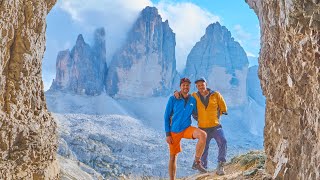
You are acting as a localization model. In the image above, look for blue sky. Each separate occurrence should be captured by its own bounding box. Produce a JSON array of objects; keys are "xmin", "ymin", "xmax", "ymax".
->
[
  {"xmin": 191, "ymin": 0, "xmax": 260, "ymax": 55},
  {"xmin": 43, "ymin": 0, "xmax": 260, "ymax": 90}
]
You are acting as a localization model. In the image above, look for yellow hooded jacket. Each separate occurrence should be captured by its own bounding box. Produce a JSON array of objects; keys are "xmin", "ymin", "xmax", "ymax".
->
[{"xmin": 192, "ymin": 91, "xmax": 227, "ymax": 128}]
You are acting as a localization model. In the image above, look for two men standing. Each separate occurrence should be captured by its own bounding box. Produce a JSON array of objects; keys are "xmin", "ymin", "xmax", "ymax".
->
[
  {"xmin": 164, "ymin": 77, "xmax": 228, "ymax": 179},
  {"xmin": 164, "ymin": 78, "xmax": 207, "ymax": 180}
]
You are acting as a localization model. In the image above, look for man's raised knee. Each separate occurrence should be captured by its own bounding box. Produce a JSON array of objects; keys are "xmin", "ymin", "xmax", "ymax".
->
[
  {"xmin": 170, "ymin": 155, "xmax": 177, "ymax": 162},
  {"xmin": 193, "ymin": 128, "xmax": 207, "ymax": 142},
  {"xmin": 199, "ymin": 130, "xmax": 207, "ymax": 142},
  {"xmin": 195, "ymin": 129, "xmax": 207, "ymax": 142}
]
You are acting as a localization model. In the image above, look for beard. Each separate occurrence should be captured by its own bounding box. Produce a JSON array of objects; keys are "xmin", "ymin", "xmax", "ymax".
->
[
  {"xmin": 198, "ymin": 88, "xmax": 206, "ymax": 93},
  {"xmin": 181, "ymin": 88, "xmax": 189, "ymax": 94}
]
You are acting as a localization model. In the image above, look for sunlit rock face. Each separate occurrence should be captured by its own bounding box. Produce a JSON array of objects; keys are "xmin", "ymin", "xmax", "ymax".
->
[
  {"xmin": 184, "ymin": 22, "xmax": 249, "ymax": 107},
  {"xmin": 106, "ymin": 6, "xmax": 178, "ymax": 98},
  {"xmin": 0, "ymin": 0, "xmax": 59, "ymax": 179},
  {"xmin": 247, "ymin": 0, "xmax": 320, "ymax": 179},
  {"xmin": 50, "ymin": 28, "xmax": 107, "ymax": 96}
]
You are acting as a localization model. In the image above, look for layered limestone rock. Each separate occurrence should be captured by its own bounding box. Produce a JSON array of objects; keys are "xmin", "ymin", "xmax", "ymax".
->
[
  {"xmin": 106, "ymin": 6, "xmax": 178, "ymax": 98},
  {"xmin": 247, "ymin": 0, "xmax": 320, "ymax": 179},
  {"xmin": 0, "ymin": 0, "xmax": 59, "ymax": 179},
  {"xmin": 184, "ymin": 22, "xmax": 249, "ymax": 107},
  {"xmin": 50, "ymin": 28, "xmax": 107, "ymax": 95}
]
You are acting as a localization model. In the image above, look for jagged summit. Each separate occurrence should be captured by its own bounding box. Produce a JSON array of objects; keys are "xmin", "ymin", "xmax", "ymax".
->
[
  {"xmin": 50, "ymin": 28, "xmax": 107, "ymax": 95},
  {"xmin": 184, "ymin": 22, "xmax": 249, "ymax": 106},
  {"xmin": 186, "ymin": 22, "xmax": 248, "ymax": 74},
  {"xmin": 141, "ymin": 6, "xmax": 160, "ymax": 18},
  {"xmin": 106, "ymin": 6, "xmax": 178, "ymax": 98},
  {"xmin": 75, "ymin": 34, "xmax": 85, "ymax": 45}
]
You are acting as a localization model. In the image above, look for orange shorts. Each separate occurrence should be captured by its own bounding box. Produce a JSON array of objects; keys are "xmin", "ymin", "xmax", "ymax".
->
[{"xmin": 168, "ymin": 126, "xmax": 197, "ymax": 155}]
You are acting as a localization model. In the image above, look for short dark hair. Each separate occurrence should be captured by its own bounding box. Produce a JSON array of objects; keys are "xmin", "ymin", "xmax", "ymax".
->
[{"xmin": 180, "ymin": 77, "xmax": 191, "ymax": 85}]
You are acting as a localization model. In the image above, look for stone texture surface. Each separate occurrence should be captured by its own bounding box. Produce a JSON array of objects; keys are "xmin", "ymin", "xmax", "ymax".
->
[
  {"xmin": 247, "ymin": 0, "xmax": 320, "ymax": 179},
  {"xmin": 0, "ymin": 0, "xmax": 59, "ymax": 179}
]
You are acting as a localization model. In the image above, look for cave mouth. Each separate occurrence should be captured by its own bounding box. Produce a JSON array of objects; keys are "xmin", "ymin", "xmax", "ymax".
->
[
  {"xmin": 2, "ymin": 0, "xmax": 317, "ymax": 179},
  {"xmin": 43, "ymin": 2, "xmax": 266, "ymax": 136},
  {"xmin": 41, "ymin": 0, "xmax": 265, "ymax": 179}
]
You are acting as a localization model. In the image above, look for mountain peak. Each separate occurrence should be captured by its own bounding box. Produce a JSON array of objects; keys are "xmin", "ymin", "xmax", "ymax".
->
[
  {"xmin": 141, "ymin": 6, "xmax": 159, "ymax": 15},
  {"xmin": 93, "ymin": 27, "xmax": 106, "ymax": 50},
  {"xmin": 205, "ymin": 22, "xmax": 231, "ymax": 38},
  {"xmin": 51, "ymin": 30, "xmax": 107, "ymax": 95},
  {"xmin": 184, "ymin": 23, "xmax": 249, "ymax": 106},
  {"xmin": 106, "ymin": 6, "xmax": 177, "ymax": 98},
  {"xmin": 206, "ymin": 22, "xmax": 221, "ymax": 31},
  {"xmin": 76, "ymin": 34, "xmax": 85, "ymax": 45},
  {"xmin": 140, "ymin": 6, "xmax": 161, "ymax": 21},
  {"xmin": 208, "ymin": 21, "xmax": 222, "ymax": 28},
  {"xmin": 94, "ymin": 27, "xmax": 105, "ymax": 39}
]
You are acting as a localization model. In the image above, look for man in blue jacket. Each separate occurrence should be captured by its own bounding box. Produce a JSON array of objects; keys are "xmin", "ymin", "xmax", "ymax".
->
[
  {"xmin": 164, "ymin": 77, "xmax": 207, "ymax": 180},
  {"xmin": 174, "ymin": 77, "xmax": 228, "ymax": 175}
]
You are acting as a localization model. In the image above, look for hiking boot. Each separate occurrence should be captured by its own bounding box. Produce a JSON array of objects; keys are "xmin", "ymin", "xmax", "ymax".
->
[
  {"xmin": 192, "ymin": 161, "xmax": 208, "ymax": 173},
  {"xmin": 216, "ymin": 161, "xmax": 225, "ymax": 175}
]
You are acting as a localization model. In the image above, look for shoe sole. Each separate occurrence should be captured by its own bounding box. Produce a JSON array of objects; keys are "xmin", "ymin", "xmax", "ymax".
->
[
  {"xmin": 216, "ymin": 172, "xmax": 225, "ymax": 176},
  {"xmin": 192, "ymin": 167, "xmax": 207, "ymax": 173}
]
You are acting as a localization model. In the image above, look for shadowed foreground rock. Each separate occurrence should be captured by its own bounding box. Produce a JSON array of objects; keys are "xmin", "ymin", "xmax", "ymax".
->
[
  {"xmin": 184, "ymin": 151, "xmax": 269, "ymax": 180},
  {"xmin": 247, "ymin": 0, "xmax": 320, "ymax": 179},
  {"xmin": 0, "ymin": 0, "xmax": 59, "ymax": 179}
]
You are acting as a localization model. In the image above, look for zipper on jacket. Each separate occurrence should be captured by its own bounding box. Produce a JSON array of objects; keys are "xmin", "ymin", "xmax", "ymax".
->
[{"xmin": 182, "ymin": 94, "xmax": 190, "ymax": 108}]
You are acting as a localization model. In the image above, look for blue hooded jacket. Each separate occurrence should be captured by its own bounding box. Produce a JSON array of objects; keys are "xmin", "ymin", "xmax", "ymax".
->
[{"xmin": 164, "ymin": 95, "xmax": 197, "ymax": 136}]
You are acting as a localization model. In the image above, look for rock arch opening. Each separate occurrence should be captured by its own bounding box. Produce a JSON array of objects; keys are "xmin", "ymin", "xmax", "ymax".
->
[{"xmin": 0, "ymin": 0, "xmax": 318, "ymax": 179}]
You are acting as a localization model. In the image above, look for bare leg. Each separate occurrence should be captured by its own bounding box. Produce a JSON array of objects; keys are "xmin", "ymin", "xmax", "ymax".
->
[
  {"xmin": 169, "ymin": 154, "xmax": 178, "ymax": 180},
  {"xmin": 192, "ymin": 128, "xmax": 207, "ymax": 160}
]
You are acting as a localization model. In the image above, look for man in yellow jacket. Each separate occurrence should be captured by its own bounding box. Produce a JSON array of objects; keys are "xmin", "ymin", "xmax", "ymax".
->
[{"xmin": 174, "ymin": 77, "xmax": 228, "ymax": 175}]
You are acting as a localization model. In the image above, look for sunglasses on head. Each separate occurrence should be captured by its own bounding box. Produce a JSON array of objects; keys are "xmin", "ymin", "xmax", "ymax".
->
[{"xmin": 180, "ymin": 78, "xmax": 191, "ymax": 84}]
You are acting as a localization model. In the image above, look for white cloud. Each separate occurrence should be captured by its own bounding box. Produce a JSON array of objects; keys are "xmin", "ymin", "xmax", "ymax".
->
[
  {"xmin": 59, "ymin": 1, "xmax": 82, "ymax": 22},
  {"xmin": 59, "ymin": 0, "xmax": 152, "ymax": 22},
  {"xmin": 43, "ymin": 0, "xmax": 221, "ymax": 91},
  {"xmin": 156, "ymin": 1, "xmax": 220, "ymax": 72},
  {"xmin": 232, "ymin": 24, "xmax": 261, "ymax": 59},
  {"xmin": 57, "ymin": 0, "xmax": 219, "ymax": 72},
  {"xmin": 57, "ymin": 0, "xmax": 153, "ymax": 61},
  {"xmin": 246, "ymin": 52, "xmax": 256, "ymax": 57}
]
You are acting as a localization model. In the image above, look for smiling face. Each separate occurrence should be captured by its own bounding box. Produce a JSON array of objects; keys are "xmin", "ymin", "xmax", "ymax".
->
[
  {"xmin": 180, "ymin": 82, "xmax": 190, "ymax": 95},
  {"xmin": 196, "ymin": 81, "xmax": 207, "ymax": 93}
]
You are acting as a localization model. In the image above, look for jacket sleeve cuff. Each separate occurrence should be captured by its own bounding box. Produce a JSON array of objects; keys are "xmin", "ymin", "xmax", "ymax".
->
[{"xmin": 166, "ymin": 132, "xmax": 171, "ymax": 137}]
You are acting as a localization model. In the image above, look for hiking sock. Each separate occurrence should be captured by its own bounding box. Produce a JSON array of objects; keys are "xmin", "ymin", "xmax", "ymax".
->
[{"xmin": 194, "ymin": 156, "xmax": 201, "ymax": 162}]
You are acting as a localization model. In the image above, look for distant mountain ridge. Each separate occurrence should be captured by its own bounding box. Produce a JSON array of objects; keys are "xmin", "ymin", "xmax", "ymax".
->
[
  {"xmin": 184, "ymin": 22, "xmax": 249, "ymax": 107},
  {"xmin": 50, "ymin": 28, "xmax": 107, "ymax": 95},
  {"xmin": 47, "ymin": 6, "xmax": 266, "ymax": 178},
  {"xmin": 49, "ymin": 6, "xmax": 263, "ymax": 108}
]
